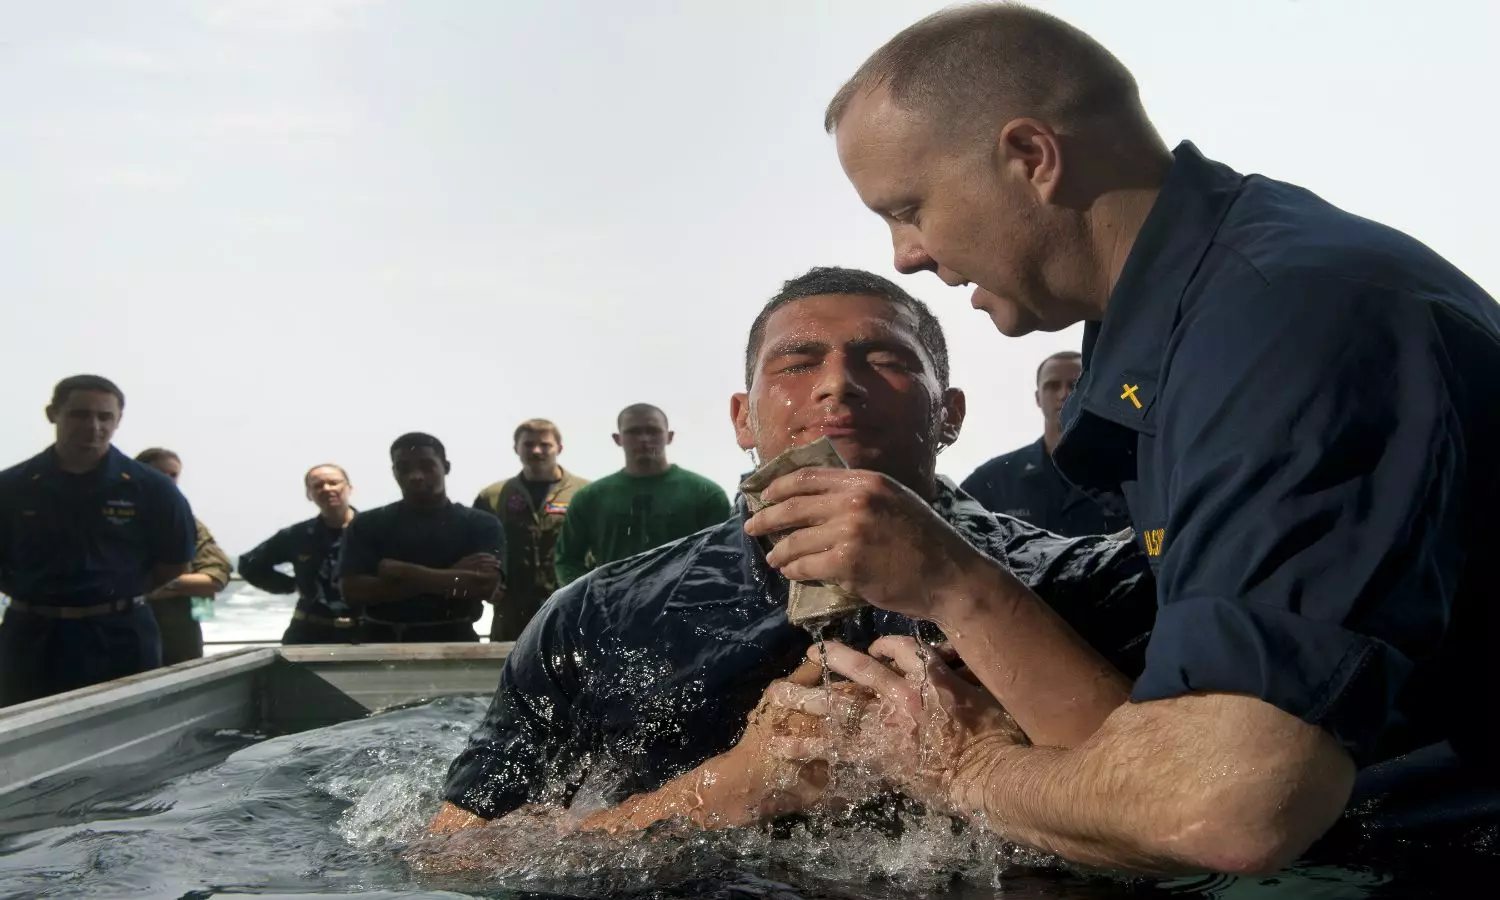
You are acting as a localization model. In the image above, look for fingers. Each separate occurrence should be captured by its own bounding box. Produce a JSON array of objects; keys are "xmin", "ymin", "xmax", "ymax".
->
[
  {"xmin": 743, "ymin": 494, "xmax": 831, "ymax": 539},
  {"xmin": 813, "ymin": 641, "xmax": 912, "ymax": 698},
  {"xmin": 757, "ymin": 467, "xmax": 861, "ymax": 505},
  {"xmin": 783, "ymin": 657, "xmax": 823, "ymax": 688},
  {"xmin": 762, "ymin": 521, "xmax": 844, "ymax": 570}
]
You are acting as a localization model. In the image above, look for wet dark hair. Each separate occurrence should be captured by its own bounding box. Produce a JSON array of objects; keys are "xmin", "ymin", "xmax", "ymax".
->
[
  {"xmin": 1035, "ymin": 350, "xmax": 1082, "ymax": 384},
  {"xmin": 390, "ymin": 432, "xmax": 447, "ymax": 462},
  {"xmin": 50, "ymin": 374, "xmax": 125, "ymax": 410},
  {"xmin": 616, "ymin": 403, "xmax": 668, "ymax": 432},
  {"xmin": 135, "ymin": 447, "xmax": 181, "ymax": 467},
  {"xmin": 744, "ymin": 266, "xmax": 950, "ymax": 389}
]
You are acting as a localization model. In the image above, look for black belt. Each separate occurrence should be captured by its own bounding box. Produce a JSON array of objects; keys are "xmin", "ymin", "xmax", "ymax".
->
[
  {"xmin": 5, "ymin": 595, "xmax": 145, "ymax": 620},
  {"xmin": 360, "ymin": 616, "xmax": 475, "ymax": 629},
  {"xmin": 292, "ymin": 609, "xmax": 357, "ymax": 629}
]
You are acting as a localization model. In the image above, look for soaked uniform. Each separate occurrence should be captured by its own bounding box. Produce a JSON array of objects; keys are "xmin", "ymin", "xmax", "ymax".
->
[
  {"xmin": 337, "ymin": 500, "xmax": 505, "ymax": 642},
  {"xmin": 149, "ymin": 517, "xmax": 233, "ymax": 665},
  {"xmin": 960, "ymin": 437, "xmax": 1130, "ymax": 537},
  {"xmin": 238, "ymin": 513, "xmax": 359, "ymax": 644},
  {"xmin": 1053, "ymin": 142, "xmax": 1500, "ymax": 840},
  {"xmin": 473, "ymin": 469, "xmax": 590, "ymax": 642},
  {"xmin": 554, "ymin": 465, "xmax": 731, "ymax": 585},
  {"xmin": 0, "ymin": 446, "xmax": 195, "ymax": 707},
  {"xmin": 441, "ymin": 478, "xmax": 1156, "ymax": 819}
]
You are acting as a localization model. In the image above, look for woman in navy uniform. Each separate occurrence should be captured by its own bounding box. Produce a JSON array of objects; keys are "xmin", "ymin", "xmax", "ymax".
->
[{"xmin": 238, "ymin": 464, "xmax": 361, "ymax": 645}]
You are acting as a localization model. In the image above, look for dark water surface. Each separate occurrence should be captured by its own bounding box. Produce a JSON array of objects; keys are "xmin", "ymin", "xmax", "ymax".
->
[{"xmin": 0, "ymin": 697, "xmax": 1490, "ymax": 899}]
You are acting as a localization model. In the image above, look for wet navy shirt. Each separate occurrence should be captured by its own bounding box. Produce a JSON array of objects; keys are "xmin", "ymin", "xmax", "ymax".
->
[
  {"xmin": 442, "ymin": 478, "xmax": 1156, "ymax": 819},
  {"xmin": 238, "ymin": 513, "xmax": 355, "ymax": 618},
  {"xmin": 336, "ymin": 499, "xmax": 506, "ymax": 624},
  {"xmin": 1054, "ymin": 141, "xmax": 1500, "ymax": 770},
  {"xmin": 961, "ymin": 437, "xmax": 1131, "ymax": 537},
  {"xmin": 0, "ymin": 446, "xmax": 195, "ymax": 606}
]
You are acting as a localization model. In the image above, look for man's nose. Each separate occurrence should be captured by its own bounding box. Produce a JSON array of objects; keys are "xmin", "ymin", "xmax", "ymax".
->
[
  {"xmin": 814, "ymin": 358, "xmax": 868, "ymax": 404},
  {"xmin": 892, "ymin": 229, "xmax": 935, "ymax": 276}
]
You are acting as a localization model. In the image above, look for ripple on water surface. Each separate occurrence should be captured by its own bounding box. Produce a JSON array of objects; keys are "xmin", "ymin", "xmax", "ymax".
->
[{"xmin": 0, "ymin": 696, "xmax": 1481, "ymax": 899}]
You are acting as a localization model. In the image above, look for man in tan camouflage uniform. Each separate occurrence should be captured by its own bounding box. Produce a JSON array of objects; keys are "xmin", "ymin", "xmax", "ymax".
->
[{"xmin": 472, "ymin": 419, "xmax": 589, "ymax": 642}]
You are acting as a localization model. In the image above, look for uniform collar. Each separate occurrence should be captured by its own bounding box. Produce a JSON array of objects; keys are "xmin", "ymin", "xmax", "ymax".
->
[
  {"xmin": 1065, "ymin": 140, "xmax": 1246, "ymax": 438},
  {"xmin": 36, "ymin": 444, "xmax": 128, "ymax": 481}
]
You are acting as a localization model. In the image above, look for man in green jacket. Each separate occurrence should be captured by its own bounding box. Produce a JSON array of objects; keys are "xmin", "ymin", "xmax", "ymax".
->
[
  {"xmin": 554, "ymin": 404, "xmax": 729, "ymax": 586},
  {"xmin": 473, "ymin": 419, "xmax": 590, "ymax": 641}
]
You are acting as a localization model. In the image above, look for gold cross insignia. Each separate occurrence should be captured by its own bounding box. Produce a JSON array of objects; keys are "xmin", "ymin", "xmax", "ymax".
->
[{"xmin": 1120, "ymin": 384, "xmax": 1142, "ymax": 409}]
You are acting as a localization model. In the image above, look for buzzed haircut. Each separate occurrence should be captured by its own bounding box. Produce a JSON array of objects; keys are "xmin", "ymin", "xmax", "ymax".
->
[
  {"xmin": 514, "ymin": 418, "xmax": 562, "ymax": 445},
  {"xmin": 304, "ymin": 463, "xmax": 350, "ymax": 486},
  {"xmin": 824, "ymin": 2, "xmax": 1150, "ymax": 144},
  {"xmin": 50, "ymin": 374, "xmax": 125, "ymax": 411},
  {"xmin": 1036, "ymin": 350, "xmax": 1082, "ymax": 384},
  {"xmin": 390, "ymin": 432, "xmax": 447, "ymax": 462},
  {"xmin": 744, "ymin": 265, "xmax": 950, "ymax": 390},
  {"xmin": 135, "ymin": 447, "xmax": 180, "ymax": 467},
  {"xmin": 617, "ymin": 404, "xmax": 668, "ymax": 432}
]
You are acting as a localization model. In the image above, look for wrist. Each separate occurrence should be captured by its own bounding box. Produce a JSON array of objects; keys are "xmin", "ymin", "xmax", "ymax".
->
[
  {"xmin": 930, "ymin": 556, "xmax": 1024, "ymax": 636},
  {"xmin": 945, "ymin": 735, "xmax": 1025, "ymax": 824}
]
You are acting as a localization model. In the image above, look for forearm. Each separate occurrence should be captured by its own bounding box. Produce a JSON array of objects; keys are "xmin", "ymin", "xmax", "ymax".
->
[
  {"xmin": 933, "ymin": 559, "xmax": 1130, "ymax": 748},
  {"xmin": 385, "ymin": 561, "xmax": 498, "ymax": 598},
  {"xmin": 578, "ymin": 752, "xmax": 759, "ymax": 833},
  {"xmin": 945, "ymin": 696, "xmax": 1355, "ymax": 876},
  {"xmin": 150, "ymin": 572, "xmax": 223, "ymax": 599},
  {"xmin": 240, "ymin": 567, "xmax": 297, "ymax": 594}
]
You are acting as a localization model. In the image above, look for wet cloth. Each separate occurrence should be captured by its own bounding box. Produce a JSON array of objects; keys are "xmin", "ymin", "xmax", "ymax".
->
[{"xmin": 442, "ymin": 477, "xmax": 1155, "ymax": 819}]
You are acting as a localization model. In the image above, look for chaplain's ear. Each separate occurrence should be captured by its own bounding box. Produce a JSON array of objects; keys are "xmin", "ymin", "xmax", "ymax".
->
[{"xmin": 938, "ymin": 387, "xmax": 965, "ymax": 450}]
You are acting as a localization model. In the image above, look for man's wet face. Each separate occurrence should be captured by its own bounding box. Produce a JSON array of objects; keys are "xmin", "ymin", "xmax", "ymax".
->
[
  {"xmin": 833, "ymin": 90, "xmax": 1071, "ymax": 337},
  {"xmin": 616, "ymin": 411, "xmax": 669, "ymax": 466},
  {"xmin": 306, "ymin": 466, "xmax": 352, "ymax": 511},
  {"xmin": 516, "ymin": 430, "xmax": 560, "ymax": 475},
  {"xmin": 48, "ymin": 390, "xmax": 121, "ymax": 459},
  {"xmin": 735, "ymin": 293, "xmax": 949, "ymax": 487},
  {"xmin": 1036, "ymin": 356, "xmax": 1083, "ymax": 429},
  {"xmin": 392, "ymin": 447, "xmax": 446, "ymax": 501}
]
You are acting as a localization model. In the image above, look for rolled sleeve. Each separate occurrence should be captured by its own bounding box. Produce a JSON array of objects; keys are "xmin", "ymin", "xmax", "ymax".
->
[{"xmin": 1132, "ymin": 282, "xmax": 1464, "ymax": 761}]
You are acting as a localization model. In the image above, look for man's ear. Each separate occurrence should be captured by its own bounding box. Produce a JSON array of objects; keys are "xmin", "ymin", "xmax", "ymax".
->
[
  {"xmin": 444, "ymin": 460, "xmax": 453, "ymax": 475},
  {"xmin": 730, "ymin": 393, "xmax": 756, "ymax": 451},
  {"xmin": 612, "ymin": 433, "xmax": 623, "ymax": 447},
  {"xmin": 939, "ymin": 387, "xmax": 966, "ymax": 447},
  {"xmin": 45, "ymin": 405, "xmax": 58, "ymax": 425}
]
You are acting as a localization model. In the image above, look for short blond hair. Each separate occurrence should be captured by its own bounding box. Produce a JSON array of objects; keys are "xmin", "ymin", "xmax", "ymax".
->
[{"xmin": 513, "ymin": 418, "xmax": 561, "ymax": 444}]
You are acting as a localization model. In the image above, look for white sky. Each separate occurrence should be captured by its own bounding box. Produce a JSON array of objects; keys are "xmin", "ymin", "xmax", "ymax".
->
[{"xmin": 2, "ymin": 0, "xmax": 1496, "ymax": 557}]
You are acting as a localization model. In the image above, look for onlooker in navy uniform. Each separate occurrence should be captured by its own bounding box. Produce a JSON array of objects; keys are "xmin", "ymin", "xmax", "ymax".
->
[
  {"xmin": 238, "ymin": 463, "xmax": 361, "ymax": 645},
  {"xmin": 960, "ymin": 350, "xmax": 1129, "ymax": 536},
  {"xmin": 0, "ymin": 375, "xmax": 195, "ymax": 707},
  {"xmin": 339, "ymin": 433, "xmax": 506, "ymax": 643}
]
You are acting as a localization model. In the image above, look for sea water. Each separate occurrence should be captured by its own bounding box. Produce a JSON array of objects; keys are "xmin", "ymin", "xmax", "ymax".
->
[{"xmin": 0, "ymin": 696, "xmax": 1490, "ymax": 899}]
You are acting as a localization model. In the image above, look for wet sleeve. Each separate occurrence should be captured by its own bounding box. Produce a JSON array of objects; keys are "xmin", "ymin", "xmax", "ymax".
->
[
  {"xmin": 149, "ymin": 479, "xmax": 197, "ymax": 567},
  {"xmin": 989, "ymin": 516, "xmax": 1156, "ymax": 679},
  {"xmin": 442, "ymin": 580, "xmax": 590, "ymax": 818},
  {"xmin": 554, "ymin": 490, "xmax": 592, "ymax": 586},
  {"xmin": 336, "ymin": 515, "xmax": 380, "ymax": 578},
  {"xmin": 191, "ymin": 519, "xmax": 233, "ymax": 587},
  {"xmin": 1133, "ymin": 282, "xmax": 1464, "ymax": 762},
  {"xmin": 238, "ymin": 529, "xmax": 298, "ymax": 594}
]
